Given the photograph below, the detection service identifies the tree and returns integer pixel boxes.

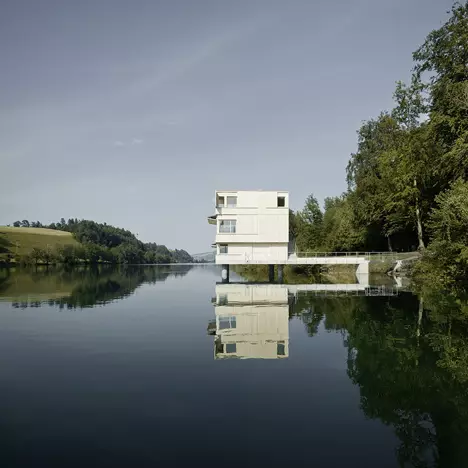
[321,195,365,251]
[417,179,468,284]
[30,247,44,265]
[347,114,405,250]
[13,221,21,227]
[21,220,30,228]
[391,76,427,130]
[378,124,433,250]
[295,194,324,252]
[413,2,468,182]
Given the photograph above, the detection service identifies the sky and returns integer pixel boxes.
[0,0,453,253]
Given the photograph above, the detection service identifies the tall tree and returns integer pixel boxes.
[295,194,324,251]
[321,195,365,251]
[413,1,468,182]
[347,113,405,250]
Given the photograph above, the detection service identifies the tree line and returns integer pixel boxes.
[289,3,468,286]
[10,218,193,265]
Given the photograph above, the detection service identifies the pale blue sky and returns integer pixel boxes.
[0,0,451,252]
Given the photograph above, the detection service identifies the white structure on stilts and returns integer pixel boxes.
[207,190,370,282]
[208,190,290,265]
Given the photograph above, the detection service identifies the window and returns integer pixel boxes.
[217,196,225,208]
[218,294,228,305]
[226,343,237,354]
[219,220,236,233]
[277,196,285,207]
[226,196,237,208]
[277,342,286,356]
[219,315,236,330]
[219,244,228,254]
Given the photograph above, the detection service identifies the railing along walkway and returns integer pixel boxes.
[290,252,404,261]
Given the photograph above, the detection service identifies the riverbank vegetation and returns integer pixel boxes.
[0,219,192,265]
[289,3,468,288]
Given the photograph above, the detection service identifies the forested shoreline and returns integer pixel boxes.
[1,218,193,265]
[289,3,468,287]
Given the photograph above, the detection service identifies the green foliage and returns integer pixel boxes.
[294,194,324,251]
[321,196,365,251]
[6,219,193,265]
[415,180,468,286]
[429,179,468,243]
[290,4,467,279]
[414,1,468,182]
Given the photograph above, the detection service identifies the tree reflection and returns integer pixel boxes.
[2,265,193,309]
[290,289,468,468]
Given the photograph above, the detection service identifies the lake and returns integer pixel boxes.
[0,265,467,467]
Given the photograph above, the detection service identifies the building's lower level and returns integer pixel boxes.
[215,242,289,265]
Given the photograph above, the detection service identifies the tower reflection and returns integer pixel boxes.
[209,283,290,360]
[208,282,401,360]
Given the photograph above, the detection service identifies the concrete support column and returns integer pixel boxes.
[356,261,369,287]
[278,265,284,284]
[221,264,230,283]
[356,261,369,275]
[268,264,275,283]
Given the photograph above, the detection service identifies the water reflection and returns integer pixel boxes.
[289,284,468,467]
[209,284,290,359]
[0,265,193,308]
[209,282,400,360]
[1,265,468,466]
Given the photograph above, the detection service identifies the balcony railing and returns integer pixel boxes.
[292,251,402,261]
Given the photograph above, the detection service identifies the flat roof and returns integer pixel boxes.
[215,190,289,193]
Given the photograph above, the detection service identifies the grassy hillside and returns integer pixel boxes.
[0,227,78,259]
[0,222,192,265]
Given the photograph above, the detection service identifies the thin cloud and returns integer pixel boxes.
[132,138,144,145]
[125,14,277,99]
[113,140,124,147]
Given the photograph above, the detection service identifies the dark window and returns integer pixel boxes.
[220,244,228,254]
[277,196,285,207]
[218,294,228,305]
[226,343,237,354]
[277,342,286,356]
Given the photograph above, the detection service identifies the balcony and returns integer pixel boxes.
[207,214,217,225]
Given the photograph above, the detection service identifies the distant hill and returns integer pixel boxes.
[1,219,193,265]
[192,251,215,263]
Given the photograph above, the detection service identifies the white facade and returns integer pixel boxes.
[208,190,289,265]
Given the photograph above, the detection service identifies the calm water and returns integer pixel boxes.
[0,266,467,468]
